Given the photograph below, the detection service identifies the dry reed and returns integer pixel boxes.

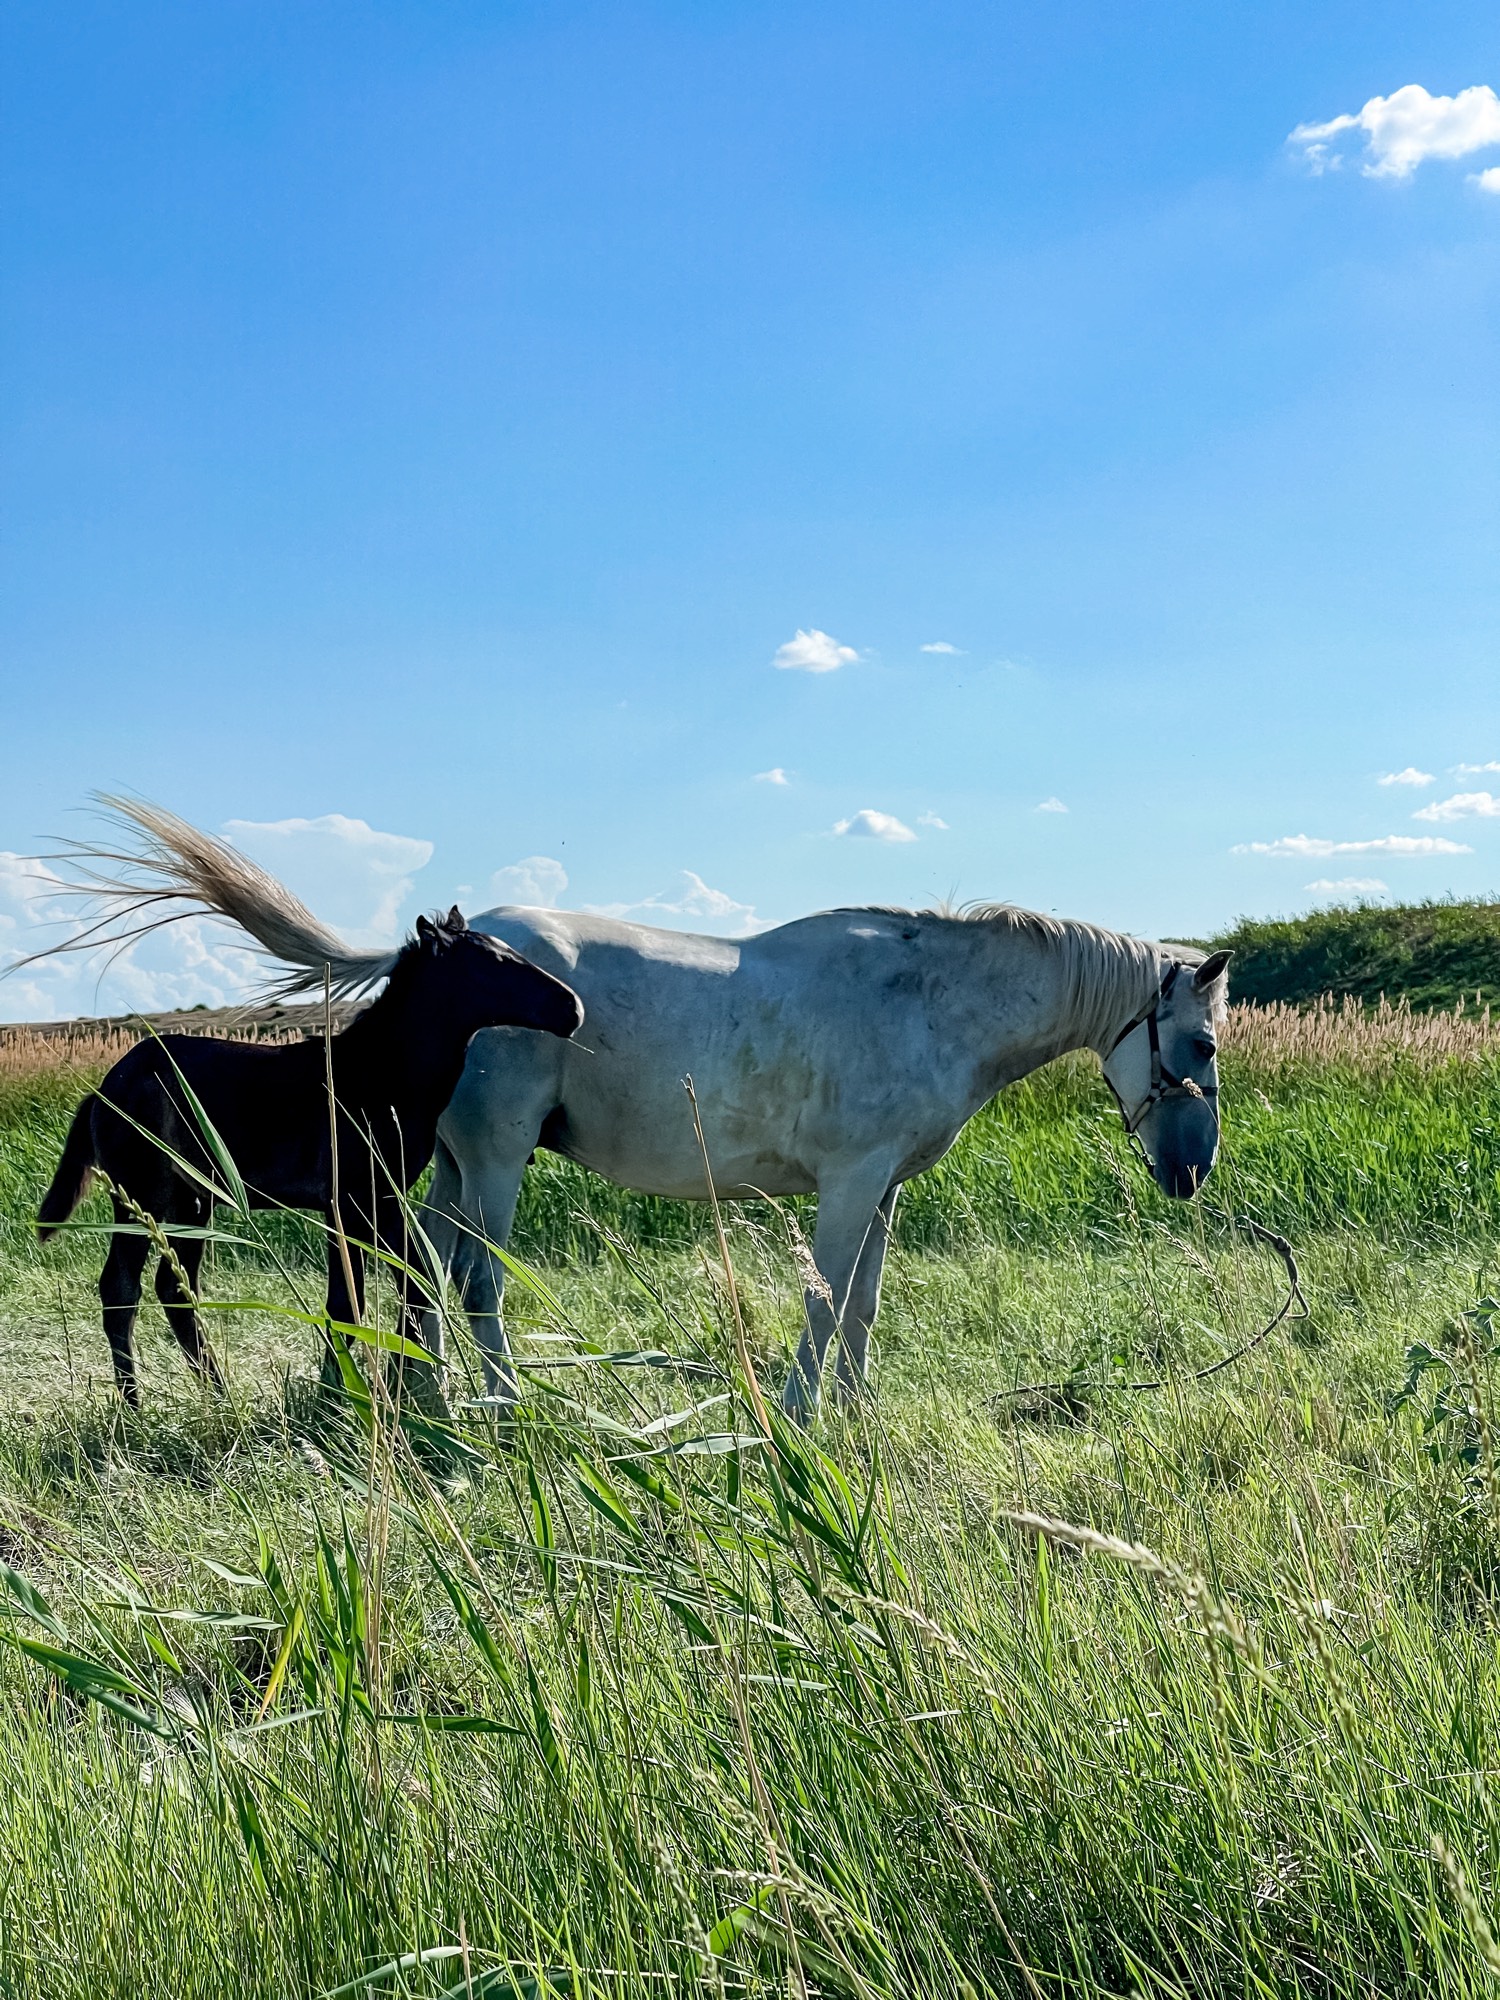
[1223,993,1500,1072]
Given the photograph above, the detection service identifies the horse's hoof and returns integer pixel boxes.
[779,1379,820,1426]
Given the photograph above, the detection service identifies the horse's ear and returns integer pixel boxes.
[416,914,438,945]
[1193,949,1232,992]
[447,905,466,930]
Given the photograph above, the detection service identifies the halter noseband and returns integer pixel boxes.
[1105,960,1220,1147]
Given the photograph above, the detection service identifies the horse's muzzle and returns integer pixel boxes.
[1145,1098,1219,1200]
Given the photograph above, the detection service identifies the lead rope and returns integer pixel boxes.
[994,1213,1306,1406]
[997,958,1304,1403]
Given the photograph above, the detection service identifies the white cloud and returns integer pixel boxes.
[1233,833,1472,857]
[1412,791,1500,823]
[1377,766,1434,786]
[225,814,433,944]
[487,856,568,908]
[772,629,858,674]
[916,812,950,830]
[0,851,264,1023]
[832,809,917,843]
[1474,165,1500,193]
[1290,84,1500,179]
[1305,877,1389,894]
[754,767,791,786]
[1035,797,1068,814]
[585,870,764,937]
[920,641,964,655]
[1456,761,1500,775]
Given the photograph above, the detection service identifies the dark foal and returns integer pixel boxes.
[37,911,583,1405]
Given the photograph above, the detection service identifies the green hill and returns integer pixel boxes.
[1209,897,1500,1011]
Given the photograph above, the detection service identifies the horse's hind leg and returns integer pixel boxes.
[154,1232,224,1392]
[833,1183,900,1408]
[99,1200,152,1407]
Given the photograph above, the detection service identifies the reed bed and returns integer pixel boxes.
[0,1023,141,1082]
[1225,993,1500,1074]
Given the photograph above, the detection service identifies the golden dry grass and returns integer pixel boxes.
[1223,992,1500,1071]
[0,1015,307,1082]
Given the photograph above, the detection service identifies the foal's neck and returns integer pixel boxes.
[330,980,477,1124]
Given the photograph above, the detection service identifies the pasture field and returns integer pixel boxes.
[2,998,1500,1996]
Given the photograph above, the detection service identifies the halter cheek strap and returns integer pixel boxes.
[1105,961,1220,1147]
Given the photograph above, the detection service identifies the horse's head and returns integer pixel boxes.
[1101,949,1230,1198]
[407,908,584,1041]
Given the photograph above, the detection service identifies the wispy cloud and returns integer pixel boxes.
[754,767,790,786]
[833,809,917,843]
[920,641,963,655]
[1289,83,1500,178]
[1456,761,1500,775]
[1377,767,1434,787]
[487,856,568,908]
[772,629,858,674]
[916,812,949,830]
[1412,791,1500,823]
[585,871,764,936]
[1475,165,1500,193]
[1233,833,1472,857]
[1305,877,1389,894]
[1034,797,1068,814]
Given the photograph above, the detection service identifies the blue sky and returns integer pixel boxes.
[2,2,1498,1017]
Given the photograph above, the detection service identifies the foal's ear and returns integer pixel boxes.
[416,914,438,945]
[447,905,466,930]
[1192,949,1233,992]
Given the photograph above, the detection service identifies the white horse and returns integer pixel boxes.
[433,904,1230,1416]
[44,805,1229,1417]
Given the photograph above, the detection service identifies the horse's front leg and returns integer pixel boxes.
[782,1162,899,1423]
[832,1183,899,1408]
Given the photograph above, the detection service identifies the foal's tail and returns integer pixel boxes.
[16,796,399,1002]
[37,1098,98,1242]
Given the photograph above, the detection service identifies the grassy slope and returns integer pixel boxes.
[3,1022,1500,1994]
[1212,898,1500,1011]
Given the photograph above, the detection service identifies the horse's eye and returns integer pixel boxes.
[1194,1037,1217,1061]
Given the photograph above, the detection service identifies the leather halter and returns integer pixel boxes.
[1104,960,1220,1146]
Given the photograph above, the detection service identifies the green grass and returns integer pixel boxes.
[4,1026,1500,1996]
[1210,897,1500,1011]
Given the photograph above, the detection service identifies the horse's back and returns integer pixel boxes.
[455,906,981,1196]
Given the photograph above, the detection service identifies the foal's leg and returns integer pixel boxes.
[99,1199,152,1407]
[782,1162,899,1423]
[368,1191,454,1420]
[321,1224,366,1390]
[832,1183,900,1407]
[154,1231,225,1392]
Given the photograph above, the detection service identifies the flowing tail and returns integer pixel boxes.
[13,796,398,1001]
[37,1099,99,1242]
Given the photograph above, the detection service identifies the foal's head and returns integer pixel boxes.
[388,907,584,1043]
